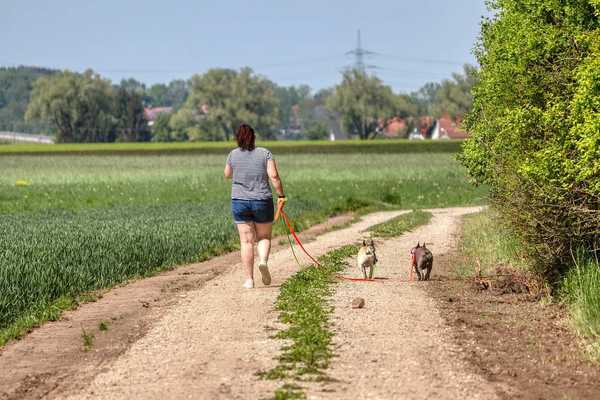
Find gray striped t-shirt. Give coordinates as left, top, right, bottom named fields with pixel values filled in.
left=226, top=147, right=273, bottom=200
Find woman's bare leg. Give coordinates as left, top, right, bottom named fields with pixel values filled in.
left=255, top=222, right=273, bottom=264
left=255, top=222, right=273, bottom=285
left=236, top=222, right=256, bottom=281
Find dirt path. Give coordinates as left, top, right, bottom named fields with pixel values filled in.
left=3, top=206, right=598, bottom=399
left=305, top=206, right=498, bottom=399
left=0, top=214, right=353, bottom=400
left=54, top=210, right=410, bottom=400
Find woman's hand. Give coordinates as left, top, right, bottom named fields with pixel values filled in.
left=274, top=196, right=287, bottom=221
left=277, top=196, right=287, bottom=211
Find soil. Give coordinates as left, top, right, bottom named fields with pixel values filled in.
left=425, top=237, right=600, bottom=399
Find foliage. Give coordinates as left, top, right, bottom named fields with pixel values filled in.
left=0, top=148, right=485, bottom=338
left=172, top=67, right=279, bottom=140
left=460, top=0, right=600, bottom=276
left=431, top=64, right=478, bottom=119
left=150, top=112, right=177, bottom=142
left=369, top=210, right=432, bottom=238
left=326, top=69, right=397, bottom=139
left=147, top=80, right=189, bottom=108
left=409, top=64, right=478, bottom=119
left=303, top=121, right=329, bottom=140
left=114, top=87, right=151, bottom=142
left=0, top=66, right=57, bottom=133
left=26, top=70, right=116, bottom=142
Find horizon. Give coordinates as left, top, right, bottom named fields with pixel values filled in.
left=1, top=0, right=488, bottom=93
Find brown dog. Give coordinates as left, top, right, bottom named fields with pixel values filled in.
left=410, top=242, right=433, bottom=281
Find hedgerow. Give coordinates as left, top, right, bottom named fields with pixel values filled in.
left=460, top=0, right=600, bottom=277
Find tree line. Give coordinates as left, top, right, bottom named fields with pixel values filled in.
left=0, top=64, right=477, bottom=142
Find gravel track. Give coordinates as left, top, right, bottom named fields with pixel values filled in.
left=62, top=210, right=410, bottom=400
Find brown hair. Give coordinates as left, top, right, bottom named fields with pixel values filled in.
left=235, top=124, right=256, bottom=151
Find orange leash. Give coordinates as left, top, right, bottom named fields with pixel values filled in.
left=275, top=200, right=321, bottom=267
left=275, top=200, right=381, bottom=283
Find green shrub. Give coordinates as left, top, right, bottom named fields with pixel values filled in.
left=460, top=0, right=600, bottom=277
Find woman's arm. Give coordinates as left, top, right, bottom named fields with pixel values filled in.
left=267, top=159, right=284, bottom=197
left=224, top=163, right=233, bottom=179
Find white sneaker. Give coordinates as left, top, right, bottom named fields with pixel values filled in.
left=242, top=279, right=254, bottom=289
left=258, top=262, right=271, bottom=286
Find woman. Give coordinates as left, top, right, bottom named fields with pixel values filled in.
left=224, top=124, right=286, bottom=289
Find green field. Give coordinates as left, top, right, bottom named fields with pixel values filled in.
left=0, top=141, right=486, bottom=342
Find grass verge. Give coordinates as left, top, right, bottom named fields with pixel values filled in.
left=368, top=210, right=432, bottom=238
left=453, top=209, right=530, bottom=278
left=260, top=245, right=358, bottom=397
left=560, top=253, right=600, bottom=359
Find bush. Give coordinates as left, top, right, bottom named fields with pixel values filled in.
left=460, top=0, right=600, bottom=277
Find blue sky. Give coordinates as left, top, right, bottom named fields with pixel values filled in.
left=1, top=0, right=488, bottom=93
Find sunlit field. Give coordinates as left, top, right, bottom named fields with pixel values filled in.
left=0, top=142, right=486, bottom=338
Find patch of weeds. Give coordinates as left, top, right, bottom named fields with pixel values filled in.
left=262, top=245, right=358, bottom=399
left=368, top=209, right=432, bottom=238
left=98, top=321, right=109, bottom=331
left=81, top=327, right=95, bottom=351
left=273, top=383, right=306, bottom=400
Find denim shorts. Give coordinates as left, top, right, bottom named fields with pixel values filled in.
left=231, top=198, right=274, bottom=224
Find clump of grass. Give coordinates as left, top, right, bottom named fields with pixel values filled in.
left=98, top=321, right=109, bottom=331
left=273, top=384, right=306, bottom=400
left=369, top=210, right=432, bottom=238
left=261, top=245, right=358, bottom=397
left=560, top=254, right=600, bottom=340
left=81, top=327, right=95, bottom=351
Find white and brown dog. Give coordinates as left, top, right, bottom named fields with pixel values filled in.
left=357, top=239, right=378, bottom=279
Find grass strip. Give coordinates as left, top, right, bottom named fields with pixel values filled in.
left=0, top=140, right=462, bottom=155
left=560, top=253, right=600, bottom=360
left=452, top=209, right=531, bottom=278
left=368, top=209, right=432, bottom=238
left=260, top=245, right=358, bottom=398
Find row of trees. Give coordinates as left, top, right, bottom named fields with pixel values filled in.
left=26, top=70, right=150, bottom=142
left=18, top=64, right=477, bottom=142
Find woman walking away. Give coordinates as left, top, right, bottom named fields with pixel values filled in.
left=224, top=124, right=286, bottom=289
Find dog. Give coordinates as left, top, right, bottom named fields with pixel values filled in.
left=410, top=242, right=433, bottom=281
left=357, top=239, right=378, bottom=279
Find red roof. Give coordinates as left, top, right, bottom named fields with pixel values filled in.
left=144, top=107, right=173, bottom=121
left=438, top=115, right=469, bottom=139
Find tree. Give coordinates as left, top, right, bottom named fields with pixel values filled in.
left=274, top=84, right=311, bottom=131
left=148, top=80, right=189, bottom=108
left=172, top=68, right=279, bottom=140
left=431, top=64, right=478, bottom=119
left=113, top=87, right=150, bottom=142
left=0, top=66, right=57, bottom=133
left=26, top=70, right=115, bottom=142
left=327, top=70, right=397, bottom=139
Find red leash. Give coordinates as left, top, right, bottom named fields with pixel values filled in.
left=276, top=202, right=381, bottom=283
left=278, top=208, right=321, bottom=267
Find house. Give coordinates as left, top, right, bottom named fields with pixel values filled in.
left=430, top=114, right=469, bottom=140
left=383, top=117, right=407, bottom=138
left=144, top=107, right=173, bottom=126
